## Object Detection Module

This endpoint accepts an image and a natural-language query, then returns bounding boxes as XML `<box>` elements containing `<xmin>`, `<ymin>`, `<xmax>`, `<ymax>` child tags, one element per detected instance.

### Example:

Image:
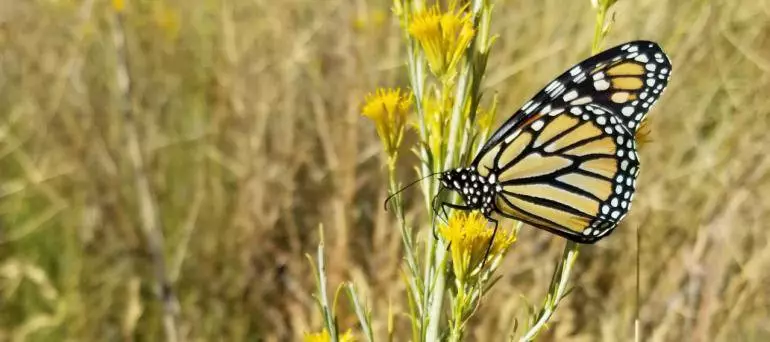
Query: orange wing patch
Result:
<box><xmin>503</xmin><ymin>183</ymin><xmax>599</xmax><ymax>216</ymax></box>
<box><xmin>504</xmin><ymin>196</ymin><xmax>591</xmax><ymax>231</ymax></box>
<box><xmin>579</xmin><ymin>157</ymin><xmax>618</xmax><ymax>179</ymax></box>
<box><xmin>498</xmin><ymin>132</ymin><xmax>532</xmax><ymax>169</ymax></box>
<box><xmin>476</xmin><ymin>144</ymin><xmax>500</xmax><ymax>177</ymax></box>
<box><xmin>556</xmin><ymin>173</ymin><xmax>612</xmax><ymax>199</ymax></box>
<box><xmin>611</xmin><ymin>77</ymin><xmax>644</xmax><ymax>90</ymax></box>
<box><xmin>563</xmin><ymin>136</ymin><xmax>616</xmax><ymax>157</ymax></box>
<box><xmin>495</xmin><ymin>197</ymin><xmax>563</xmax><ymax>231</ymax></box>
<box><xmin>499</xmin><ymin>153</ymin><xmax>573</xmax><ymax>180</ymax></box>
<box><xmin>606</xmin><ymin>62</ymin><xmax>645</xmax><ymax>76</ymax></box>
<box><xmin>533</xmin><ymin>114</ymin><xmax>580</xmax><ymax>148</ymax></box>
<box><xmin>544</xmin><ymin>122</ymin><xmax>603</xmax><ymax>153</ymax></box>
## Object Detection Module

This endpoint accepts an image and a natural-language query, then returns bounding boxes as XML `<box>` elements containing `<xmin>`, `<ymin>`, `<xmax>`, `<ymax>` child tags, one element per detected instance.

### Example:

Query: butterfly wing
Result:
<box><xmin>478</xmin><ymin>104</ymin><xmax>639</xmax><ymax>242</ymax></box>
<box><xmin>475</xmin><ymin>40</ymin><xmax>672</xmax><ymax>164</ymax></box>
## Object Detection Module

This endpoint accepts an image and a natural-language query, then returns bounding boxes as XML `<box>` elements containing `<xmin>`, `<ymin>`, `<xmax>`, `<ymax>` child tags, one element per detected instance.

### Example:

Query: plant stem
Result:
<box><xmin>111</xmin><ymin>11</ymin><xmax>179</xmax><ymax>342</ymax></box>
<box><xmin>520</xmin><ymin>242</ymin><xmax>579</xmax><ymax>341</ymax></box>
<box><xmin>387</xmin><ymin>160</ymin><xmax>423</xmax><ymax>315</ymax></box>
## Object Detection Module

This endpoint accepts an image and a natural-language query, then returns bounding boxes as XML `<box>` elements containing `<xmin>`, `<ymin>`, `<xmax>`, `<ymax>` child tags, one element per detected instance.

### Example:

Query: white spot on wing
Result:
<box><xmin>594</xmin><ymin>79</ymin><xmax>610</xmax><ymax>91</ymax></box>
<box><xmin>571</xmin><ymin>97</ymin><xmax>592</xmax><ymax>105</ymax></box>
<box><xmin>563</xmin><ymin>90</ymin><xmax>578</xmax><ymax>102</ymax></box>
<box><xmin>549</xmin><ymin>108</ymin><xmax>565</xmax><ymax>116</ymax></box>
<box><xmin>646</xmin><ymin>78</ymin><xmax>656</xmax><ymax>87</ymax></box>
<box><xmin>596</xmin><ymin>116</ymin><xmax>607</xmax><ymax>125</ymax></box>
<box><xmin>531</xmin><ymin>120</ymin><xmax>544</xmax><ymax>131</ymax></box>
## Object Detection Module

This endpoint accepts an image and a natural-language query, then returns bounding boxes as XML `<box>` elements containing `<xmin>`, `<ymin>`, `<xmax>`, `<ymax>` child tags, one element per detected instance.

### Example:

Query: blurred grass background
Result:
<box><xmin>1</xmin><ymin>0</ymin><xmax>769</xmax><ymax>341</ymax></box>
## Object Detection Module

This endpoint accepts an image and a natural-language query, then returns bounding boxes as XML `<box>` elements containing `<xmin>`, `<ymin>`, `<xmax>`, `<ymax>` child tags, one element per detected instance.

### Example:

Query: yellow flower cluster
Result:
<box><xmin>439</xmin><ymin>211</ymin><xmax>516</xmax><ymax>282</ymax></box>
<box><xmin>153</xmin><ymin>2</ymin><xmax>181</xmax><ymax>41</ymax></box>
<box><xmin>409</xmin><ymin>4</ymin><xmax>475</xmax><ymax>79</ymax></box>
<box><xmin>362</xmin><ymin>88</ymin><xmax>413</xmax><ymax>161</ymax></box>
<box><xmin>304</xmin><ymin>328</ymin><xmax>355</xmax><ymax>342</ymax></box>
<box><xmin>112</xmin><ymin>0</ymin><xmax>125</xmax><ymax>12</ymax></box>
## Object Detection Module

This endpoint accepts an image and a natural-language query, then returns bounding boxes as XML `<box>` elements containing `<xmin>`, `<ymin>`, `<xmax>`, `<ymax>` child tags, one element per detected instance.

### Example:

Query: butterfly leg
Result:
<box><xmin>480</xmin><ymin>218</ymin><xmax>499</xmax><ymax>269</ymax></box>
<box><xmin>440</xmin><ymin>201</ymin><xmax>474</xmax><ymax>215</ymax></box>
<box><xmin>430</xmin><ymin>193</ymin><xmax>441</xmax><ymax>241</ymax></box>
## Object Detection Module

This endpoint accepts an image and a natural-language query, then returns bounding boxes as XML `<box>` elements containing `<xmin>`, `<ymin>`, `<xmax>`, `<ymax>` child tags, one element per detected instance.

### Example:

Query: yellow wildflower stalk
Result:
<box><xmin>304</xmin><ymin>328</ymin><xmax>356</xmax><ymax>342</ymax></box>
<box><xmin>439</xmin><ymin>211</ymin><xmax>516</xmax><ymax>282</ymax></box>
<box><xmin>439</xmin><ymin>211</ymin><xmax>517</xmax><ymax>341</ymax></box>
<box><xmin>362</xmin><ymin>88</ymin><xmax>413</xmax><ymax>168</ymax></box>
<box><xmin>409</xmin><ymin>3</ymin><xmax>475</xmax><ymax>79</ymax></box>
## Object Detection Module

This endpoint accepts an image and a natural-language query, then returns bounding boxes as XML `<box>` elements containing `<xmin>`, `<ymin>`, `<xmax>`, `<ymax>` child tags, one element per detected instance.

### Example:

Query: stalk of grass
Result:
<box><xmin>110</xmin><ymin>8</ymin><xmax>179</xmax><ymax>342</ymax></box>
<box><xmin>307</xmin><ymin>225</ymin><xmax>338</xmax><ymax>341</ymax></box>
<box><xmin>345</xmin><ymin>283</ymin><xmax>374</xmax><ymax>342</ymax></box>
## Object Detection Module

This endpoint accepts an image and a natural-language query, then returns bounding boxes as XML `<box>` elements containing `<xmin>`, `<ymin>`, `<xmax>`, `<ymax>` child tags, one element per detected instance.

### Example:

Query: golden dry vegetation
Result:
<box><xmin>1</xmin><ymin>0</ymin><xmax>769</xmax><ymax>341</ymax></box>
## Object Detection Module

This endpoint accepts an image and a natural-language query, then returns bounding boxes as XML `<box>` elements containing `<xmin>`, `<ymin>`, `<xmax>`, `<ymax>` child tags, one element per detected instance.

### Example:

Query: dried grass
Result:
<box><xmin>0</xmin><ymin>0</ymin><xmax>768</xmax><ymax>340</ymax></box>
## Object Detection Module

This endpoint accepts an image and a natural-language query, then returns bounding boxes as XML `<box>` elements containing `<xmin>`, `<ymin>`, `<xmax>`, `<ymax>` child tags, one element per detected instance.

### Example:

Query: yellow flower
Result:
<box><xmin>362</xmin><ymin>88</ymin><xmax>413</xmax><ymax>160</ymax></box>
<box><xmin>153</xmin><ymin>2</ymin><xmax>181</xmax><ymax>41</ymax></box>
<box><xmin>304</xmin><ymin>328</ymin><xmax>355</xmax><ymax>342</ymax></box>
<box><xmin>409</xmin><ymin>4</ymin><xmax>475</xmax><ymax>78</ymax></box>
<box><xmin>353</xmin><ymin>9</ymin><xmax>387</xmax><ymax>31</ymax></box>
<box><xmin>439</xmin><ymin>211</ymin><xmax>516</xmax><ymax>282</ymax></box>
<box><xmin>112</xmin><ymin>0</ymin><xmax>125</xmax><ymax>12</ymax></box>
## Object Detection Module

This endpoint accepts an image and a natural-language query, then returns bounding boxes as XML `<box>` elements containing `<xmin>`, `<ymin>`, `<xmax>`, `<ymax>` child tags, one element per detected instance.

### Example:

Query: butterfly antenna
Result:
<box><xmin>383</xmin><ymin>171</ymin><xmax>442</xmax><ymax>211</ymax></box>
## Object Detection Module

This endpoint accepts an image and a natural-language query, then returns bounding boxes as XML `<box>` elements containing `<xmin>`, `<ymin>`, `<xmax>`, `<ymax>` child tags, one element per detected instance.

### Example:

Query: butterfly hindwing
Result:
<box><xmin>478</xmin><ymin>104</ymin><xmax>640</xmax><ymax>242</ymax></box>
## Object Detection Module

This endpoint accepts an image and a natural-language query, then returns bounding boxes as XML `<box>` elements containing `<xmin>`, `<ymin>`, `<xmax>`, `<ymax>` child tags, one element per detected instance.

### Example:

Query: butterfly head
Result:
<box><xmin>440</xmin><ymin>167</ymin><xmax>500</xmax><ymax>216</ymax></box>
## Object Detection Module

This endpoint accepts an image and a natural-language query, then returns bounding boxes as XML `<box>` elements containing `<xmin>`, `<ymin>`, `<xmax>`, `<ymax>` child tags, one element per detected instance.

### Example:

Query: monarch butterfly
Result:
<box><xmin>439</xmin><ymin>40</ymin><xmax>672</xmax><ymax>243</ymax></box>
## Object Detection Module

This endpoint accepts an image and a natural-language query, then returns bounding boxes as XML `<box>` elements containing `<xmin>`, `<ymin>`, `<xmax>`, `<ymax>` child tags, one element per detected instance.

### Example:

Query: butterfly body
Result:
<box><xmin>440</xmin><ymin>40</ymin><xmax>672</xmax><ymax>243</ymax></box>
<box><xmin>440</xmin><ymin>168</ymin><xmax>500</xmax><ymax>217</ymax></box>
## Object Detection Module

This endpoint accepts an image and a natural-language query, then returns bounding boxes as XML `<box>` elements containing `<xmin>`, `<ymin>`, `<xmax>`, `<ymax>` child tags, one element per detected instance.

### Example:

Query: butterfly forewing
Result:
<box><xmin>569</xmin><ymin>41</ymin><xmax>672</xmax><ymax>131</ymax></box>
<box><xmin>475</xmin><ymin>41</ymin><xmax>671</xmax><ymax>162</ymax></box>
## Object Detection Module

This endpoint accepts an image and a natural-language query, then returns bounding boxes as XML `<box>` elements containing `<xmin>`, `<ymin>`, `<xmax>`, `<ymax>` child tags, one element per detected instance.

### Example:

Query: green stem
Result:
<box><xmin>448</xmin><ymin>281</ymin><xmax>467</xmax><ymax>342</ymax></box>
<box><xmin>592</xmin><ymin>3</ymin><xmax>609</xmax><ymax>54</ymax></box>
<box><xmin>387</xmin><ymin>159</ymin><xmax>423</xmax><ymax>315</ymax></box>
<box><xmin>316</xmin><ymin>228</ymin><xmax>338</xmax><ymax>342</ymax></box>
<box><xmin>519</xmin><ymin>242</ymin><xmax>579</xmax><ymax>341</ymax></box>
